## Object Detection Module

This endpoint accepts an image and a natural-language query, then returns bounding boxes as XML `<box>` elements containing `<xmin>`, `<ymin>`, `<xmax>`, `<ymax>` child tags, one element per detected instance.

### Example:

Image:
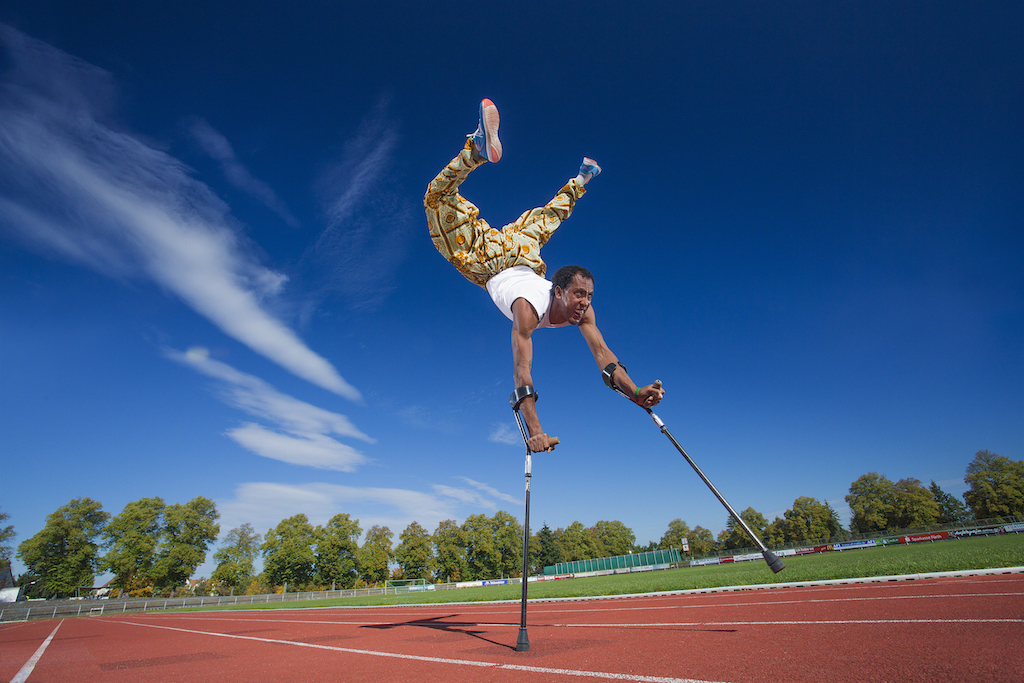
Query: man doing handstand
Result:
<box><xmin>425</xmin><ymin>99</ymin><xmax>665</xmax><ymax>452</ymax></box>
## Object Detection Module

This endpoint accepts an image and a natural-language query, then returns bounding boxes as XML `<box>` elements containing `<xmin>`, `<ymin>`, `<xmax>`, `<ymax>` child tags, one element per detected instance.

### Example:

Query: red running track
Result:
<box><xmin>2</xmin><ymin>573</ymin><xmax>1022</xmax><ymax>682</ymax></box>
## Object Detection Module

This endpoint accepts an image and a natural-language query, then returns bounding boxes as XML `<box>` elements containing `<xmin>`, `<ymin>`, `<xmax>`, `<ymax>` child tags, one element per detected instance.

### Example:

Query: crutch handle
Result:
<box><xmin>653</xmin><ymin>379</ymin><xmax>663</xmax><ymax>390</ymax></box>
<box><xmin>549</xmin><ymin>436</ymin><xmax>560</xmax><ymax>446</ymax></box>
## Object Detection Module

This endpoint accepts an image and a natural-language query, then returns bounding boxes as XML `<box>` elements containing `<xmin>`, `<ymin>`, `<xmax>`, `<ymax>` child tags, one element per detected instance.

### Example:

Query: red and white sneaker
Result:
<box><xmin>579</xmin><ymin>157</ymin><xmax>602</xmax><ymax>182</ymax></box>
<box><xmin>470</xmin><ymin>98</ymin><xmax>502</xmax><ymax>163</ymax></box>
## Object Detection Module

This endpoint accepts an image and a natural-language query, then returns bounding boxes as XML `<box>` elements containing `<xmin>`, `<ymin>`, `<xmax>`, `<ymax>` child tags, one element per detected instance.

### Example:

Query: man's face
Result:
<box><xmin>556</xmin><ymin>273</ymin><xmax>594</xmax><ymax>325</ymax></box>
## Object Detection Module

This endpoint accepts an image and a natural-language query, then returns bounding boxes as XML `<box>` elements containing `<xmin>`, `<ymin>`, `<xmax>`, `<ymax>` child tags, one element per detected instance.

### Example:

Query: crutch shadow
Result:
<box><xmin>361</xmin><ymin>615</ymin><xmax>516</xmax><ymax>651</ymax></box>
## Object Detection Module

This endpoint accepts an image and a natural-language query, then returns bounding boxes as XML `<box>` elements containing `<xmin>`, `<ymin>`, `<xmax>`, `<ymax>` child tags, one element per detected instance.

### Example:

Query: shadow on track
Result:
<box><xmin>361</xmin><ymin>615</ymin><xmax>516</xmax><ymax>651</ymax></box>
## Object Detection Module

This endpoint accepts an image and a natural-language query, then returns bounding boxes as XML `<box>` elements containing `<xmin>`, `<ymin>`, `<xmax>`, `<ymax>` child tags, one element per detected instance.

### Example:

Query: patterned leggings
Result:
<box><xmin>424</xmin><ymin>139</ymin><xmax>586</xmax><ymax>287</ymax></box>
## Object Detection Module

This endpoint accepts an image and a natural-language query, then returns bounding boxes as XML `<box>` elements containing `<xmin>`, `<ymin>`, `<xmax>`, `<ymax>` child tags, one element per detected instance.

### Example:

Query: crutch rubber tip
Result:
<box><xmin>763</xmin><ymin>550</ymin><xmax>786</xmax><ymax>573</ymax></box>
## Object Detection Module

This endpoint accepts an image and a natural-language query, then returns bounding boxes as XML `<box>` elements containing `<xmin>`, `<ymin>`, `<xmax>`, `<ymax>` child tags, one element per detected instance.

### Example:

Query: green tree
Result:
<box><xmin>719</xmin><ymin>508</ymin><xmax>769</xmax><ymax>550</ymax></box>
<box><xmin>591</xmin><ymin>520</ymin><xmax>635</xmax><ymax>557</ymax></box>
<box><xmin>262</xmin><ymin>514</ymin><xmax>317</xmax><ymax>587</ymax></box>
<box><xmin>782</xmin><ymin>497</ymin><xmax>843</xmax><ymax>542</ymax></box>
<box><xmin>359</xmin><ymin>525</ymin><xmax>394</xmax><ymax>585</ymax></box>
<box><xmin>395</xmin><ymin>521</ymin><xmax>433</xmax><ymax>580</ymax></box>
<box><xmin>556</xmin><ymin>521</ymin><xmax>600</xmax><ymax>562</ymax></box>
<box><xmin>212</xmin><ymin>523</ymin><xmax>263</xmax><ymax>589</ymax></box>
<box><xmin>492</xmin><ymin>511</ymin><xmax>524</xmax><ymax>578</ymax></box>
<box><xmin>929</xmin><ymin>481</ymin><xmax>971</xmax><ymax>524</ymax></box>
<box><xmin>764</xmin><ymin>518</ymin><xmax>786</xmax><ymax>546</ymax></box>
<box><xmin>432</xmin><ymin>519</ymin><xmax>468</xmax><ymax>583</ymax></box>
<box><xmin>153</xmin><ymin>497</ymin><xmax>219</xmax><ymax>588</ymax></box>
<box><xmin>103</xmin><ymin>497</ymin><xmax>165</xmax><ymax>591</ymax></box>
<box><xmin>0</xmin><ymin>508</ymin><xmax>15</xmax><ymax>570</ymax></box>
<box><xmin>846</xmin><ymin>472</ymin><xmax>896</xmax><ymax>533</ymax></box>
<box><xmin>964</xmin><ymin>450</ymin><xmax>1024</xmax><ymax>519</ymax></box>
<box><xmin>462</xmin><ymin>514</ymin><xmax>500</xmax><ymax>579</ymax></box>
<box><xmin>688</xmin><ymin>526</ymin><xmax>716</xmax><ymax>555</ymax></box>
<box><xmin>889</xmin><ymin>478</ymin><xmax>939</xmax><ymax>529</ymax></box>
<box><xmin>658</xmin><ymin>518</ymin><xmax>691</xmax><ymax>550</ymax></box>
<box><xmin>15</xmin><ymin>572</ymin><xmax>44</xmax><ymax>599</ymax></box>
<box><xmin>17</xmin><ymin>498</ymin><xmax>109</xmax><ymax>598</ymax></box>
<box><xmin>315</xmin><ymin>513</ymin><xmax>362</xmax><ymax>588</ymax></box>
<box><xmin>533</xmin><ymin>523</ymin><xmax>563</xmax><ymax>572</ymax></box>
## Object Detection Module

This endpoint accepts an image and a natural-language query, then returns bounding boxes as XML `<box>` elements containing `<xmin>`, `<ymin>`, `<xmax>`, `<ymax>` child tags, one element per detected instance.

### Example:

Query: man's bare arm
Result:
<box><xmin>578</xmin><ymin>306</ymin><xmax>665</xmax><ymax>408</ymax></box>
<box><xmin>511</xmin><ymin>298</ymin><xmax>555</xmax><ymax>452</ymax></box>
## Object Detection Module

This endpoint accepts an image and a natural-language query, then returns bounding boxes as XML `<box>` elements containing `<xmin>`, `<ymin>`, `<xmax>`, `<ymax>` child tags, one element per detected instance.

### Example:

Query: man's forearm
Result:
<box><xmin>511</xmin><ymin>327</ymin><xmax>542</xmax><ymax>436</ymax></box>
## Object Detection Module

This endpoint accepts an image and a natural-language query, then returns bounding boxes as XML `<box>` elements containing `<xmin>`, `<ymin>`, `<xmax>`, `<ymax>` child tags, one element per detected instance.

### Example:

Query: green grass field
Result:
<box><xmin>191</xmin><ymin>533</ymin><xmax>1024</xmax><ymax>612</ymax></box>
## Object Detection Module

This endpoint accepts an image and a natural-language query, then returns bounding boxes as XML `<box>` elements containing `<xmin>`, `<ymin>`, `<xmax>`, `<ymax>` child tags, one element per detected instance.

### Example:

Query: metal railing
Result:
<box><xmin>0</xmin><ymin>579</ymin><xmax>492</xmax><ymax>622</ymax></box>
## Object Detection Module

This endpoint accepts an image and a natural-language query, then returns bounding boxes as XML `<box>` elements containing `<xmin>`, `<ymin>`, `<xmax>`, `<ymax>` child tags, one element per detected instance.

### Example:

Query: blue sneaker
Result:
<box><xmin>470</xmin><ymin>98</ymin><xmax>502</xmax><ymax>163</ymax></box>
<box><xmin>579</xmin><ymin>157</ymin><xmax>601</xmax><ymax>181</ymax></box>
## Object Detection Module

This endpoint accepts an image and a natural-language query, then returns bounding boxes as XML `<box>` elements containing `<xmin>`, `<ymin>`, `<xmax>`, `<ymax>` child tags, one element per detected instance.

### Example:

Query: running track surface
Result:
<box><xmin>3</xmin><ymin>573</ymin><xmax>1023</xmax><ymax>682</ymax></box>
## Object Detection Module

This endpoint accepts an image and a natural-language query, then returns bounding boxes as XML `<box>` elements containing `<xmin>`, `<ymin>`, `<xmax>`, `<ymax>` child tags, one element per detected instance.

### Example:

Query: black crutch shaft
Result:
<box><xmin>619</xmin><ymin>380</ymin><xmax>785</xmax><ymax>573</ymax></box>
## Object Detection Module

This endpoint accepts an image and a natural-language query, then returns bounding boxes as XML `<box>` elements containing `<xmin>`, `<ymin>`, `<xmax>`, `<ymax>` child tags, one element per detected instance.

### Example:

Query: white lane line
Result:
<box><xmin>562</xmin><ymin>618</ymin><xmax>1024</xmax><ymax>628</ymax></box>
<box><xmin>107</xmin><ymin>619</ymin><xmax>726</xmax><ymax>683</ymax></box>
<box><xmin>9</xmin><ymin>620</ymin><xmax>62</xmax><ymax>683</ymax></box>
<box><xmin>139</xmin><ymin>589</ymin><xmax>1024</xmax><ymax>628</ymax></box>
<box><xmin>116</xmin><ymin>616</ymin><xmax>1024</xmax><ymax>630</ymax></box>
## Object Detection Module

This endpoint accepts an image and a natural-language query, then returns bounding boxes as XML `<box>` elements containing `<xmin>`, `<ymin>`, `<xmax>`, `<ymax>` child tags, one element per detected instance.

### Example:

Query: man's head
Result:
<box><xmin>550</xmin><ymin>265</ymin><xmax>595</xmax><ymax>325</ymax></box>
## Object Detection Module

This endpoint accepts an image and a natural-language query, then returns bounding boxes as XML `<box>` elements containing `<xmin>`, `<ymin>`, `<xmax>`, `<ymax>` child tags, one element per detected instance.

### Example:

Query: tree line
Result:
<box><xmin>5</xmin><ymin>449</ymin><xmax>1021</xmax><ymax>597</ymax></box>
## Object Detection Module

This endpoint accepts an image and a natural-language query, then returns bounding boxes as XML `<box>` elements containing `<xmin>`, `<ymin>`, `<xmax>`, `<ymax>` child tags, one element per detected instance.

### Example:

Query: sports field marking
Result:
<box><xmin>145</xmin><ymin>587</ymin><xmax>1024</xmax><ymax>628</ymax></box>
<box><xmin>556</xmin><ymin>618</ymin><xmax>1024</xmax><ymax>628</ymax></box>
<box><xmin>108</xmin><ymin>619</ymin><xmax>726</xmax><ymax>683</ymax></box>
<box><xmin>9</xmin><ymin>620</ymin><xmax>62</xmax><ymax>683</ymax></box>
<box><xmin>524</xmin><ymin>590</ymin><xmax>1024</xmax><ymax>614</ymax></box>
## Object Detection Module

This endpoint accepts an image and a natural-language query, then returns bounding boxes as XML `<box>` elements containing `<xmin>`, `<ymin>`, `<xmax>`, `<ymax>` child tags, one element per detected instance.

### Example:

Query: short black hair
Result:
<box><xmin>550</xmin><ymin>265</ymin><xmax>594</xmax><ymax>295</ymax></box>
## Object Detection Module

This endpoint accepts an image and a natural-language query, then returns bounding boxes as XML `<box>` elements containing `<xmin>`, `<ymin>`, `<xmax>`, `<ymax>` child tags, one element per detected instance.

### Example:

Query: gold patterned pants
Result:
<box><xmin>425</xmin><ymin>139</ymin><xmax>587</xmax><ymax>287</ymax></box>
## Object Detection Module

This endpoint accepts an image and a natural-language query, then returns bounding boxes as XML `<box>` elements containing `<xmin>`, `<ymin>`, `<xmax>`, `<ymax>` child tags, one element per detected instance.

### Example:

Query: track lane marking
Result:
<box><xmin>561</xmin><ymin>618</ymin><xmax>1024</xmax><ymax>627</ymax></box>
<box><xmin>107</xmin><ymin>619</ymin><xmax>725</xmax><ymax>683</ymax></box>
<box><xmin>113</xmin><ymin>614</ymin><xmax>1024</xmax><ymax>631</ymax></box>
<box><xmin>138</xmin><ymin>589</ymin><xmax>1024</xmax><ymax>627</ymax></box>
<box><xmin>9</xmin><ymin>620</ymin><xmax>62</xmax><ymax>683</ymax></box>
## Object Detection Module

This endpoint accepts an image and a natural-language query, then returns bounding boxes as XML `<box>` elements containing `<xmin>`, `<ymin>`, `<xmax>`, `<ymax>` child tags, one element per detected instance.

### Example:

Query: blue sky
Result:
<box><xmin>1</xmin><ymin>1</ymin><xmax>1020</xmax><ymax>580</ymax></box>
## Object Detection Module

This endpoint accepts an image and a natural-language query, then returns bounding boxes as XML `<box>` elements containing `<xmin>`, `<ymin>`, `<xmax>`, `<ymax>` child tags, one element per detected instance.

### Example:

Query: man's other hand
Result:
<box><xmin>636</xmin><ymin>383</ymin><xmax>666</xmax><ymax>408</ymax></box>
<box><xmin>527</xmin><ymin>433</ymin><xmax>555</xmax><ymax>453</ymax></box>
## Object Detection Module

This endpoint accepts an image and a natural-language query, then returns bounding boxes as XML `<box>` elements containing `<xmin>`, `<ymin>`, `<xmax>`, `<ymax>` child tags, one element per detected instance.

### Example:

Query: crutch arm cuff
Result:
<box><xmin>601</xmin><ymin>362</ymin><xmax>627</xmax><ymax>390</ymax></box>
<box><xmin>510</xmin><ymin>385</ymin><xmax>538</xmax><ymax>409</ymax></box>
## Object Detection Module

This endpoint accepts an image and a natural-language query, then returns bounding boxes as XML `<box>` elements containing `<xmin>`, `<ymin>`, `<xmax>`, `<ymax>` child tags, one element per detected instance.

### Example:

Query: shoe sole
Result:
<box><xmin>480</xmin><ymin>99</ymin><xmax>502</xmax><ymax>162</ymax></box>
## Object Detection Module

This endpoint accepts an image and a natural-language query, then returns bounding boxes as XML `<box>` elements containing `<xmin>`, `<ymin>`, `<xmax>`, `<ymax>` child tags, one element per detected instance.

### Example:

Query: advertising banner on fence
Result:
<box><xmin>954</xmin><ymin>527</ymin><xmax>1001</xmax><ymax>537</ymax></box>
<box><xmin>690</xmin><ymin>557</ymin><xmax>720</xmax><ymax>567</ymax></box>
<box><xmin>899</xmin><ymin>532</ymin><xmax>951</xmax><ymax>544</ymax></box>
<box><xmin>731</xmin><ymin>553</ymin><xmax>764</xmax><ymax>563</ymax></box>
<box><xmin>833</xmin><ymin>540</ymin><xmax>881</xmax><ymax>551</ymax></box>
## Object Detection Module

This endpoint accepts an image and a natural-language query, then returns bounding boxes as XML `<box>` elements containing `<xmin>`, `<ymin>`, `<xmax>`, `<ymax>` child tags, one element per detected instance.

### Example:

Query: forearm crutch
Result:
<box><xmin>509</xmin><ymin>386</ymin><xmax>560</xmax><ymax>652</ymax></box>
<box><xmin>602</xmin><ymin>366</ymin><xmax>785</xmax><ymax>573</ymax></box>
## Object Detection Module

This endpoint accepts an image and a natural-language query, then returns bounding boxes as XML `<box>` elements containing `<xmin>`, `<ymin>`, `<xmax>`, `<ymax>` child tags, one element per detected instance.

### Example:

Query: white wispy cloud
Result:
<box><xmin>302</xmin><ymin>96</ymin><xmax>415</xmax><ymax>311</ymax></box>
<box><xmin>0</xmin><ymin>24</ymin><xmax>359</xmax><ymax>401</ymax></box>
<box><xmin>431</xmin><ymin>478</ymin><xmax>521</xmax><ymax>508</ymax></box>
<box><xmin>168</xmin><ymin>346</ymin><xmax>372</xmax><ymax>471</ymax></box>
<box><xmin>431</xmin><ymin>484</ymin><xmax>496</xmax><ymax>508</ymax></box>
<box><xmin>489</xmin><ymin>422</ymin><xmax>522</xmax><ymax>445</ymax></box>
<box><xmin>457</xmin><ymin>477</ymin><xmax>522</xmax><ymax>505</ymax></box>
<box><xmin>217</xmin><ymin>482</ymin><xmax>463</xmax><ymax>538</ymax></box>
<box><xmin>188</xmin><ymin>117</ymin><xmax>299</xmax><ymax>227</ymax></box>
